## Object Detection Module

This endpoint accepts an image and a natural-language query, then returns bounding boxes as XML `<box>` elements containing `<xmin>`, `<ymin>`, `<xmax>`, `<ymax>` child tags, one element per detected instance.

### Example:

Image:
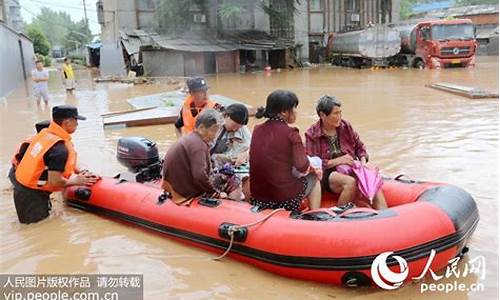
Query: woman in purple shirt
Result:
<box><xmin>305</xmin><ymin>95</ymin><xmax>387</xmax><ymax>209</ymax></box>
<box><xmin>250</xmin><ymin>90</ymin><xmax>322</xmax><ymax>211</ymax></box>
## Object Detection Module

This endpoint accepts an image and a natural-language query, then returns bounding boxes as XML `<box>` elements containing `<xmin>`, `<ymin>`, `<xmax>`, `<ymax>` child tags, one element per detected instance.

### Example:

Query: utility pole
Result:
<box><xmin>82</xmin><ymin>0</ymin><xmax>89</xmax><ymax>26</ymax></box>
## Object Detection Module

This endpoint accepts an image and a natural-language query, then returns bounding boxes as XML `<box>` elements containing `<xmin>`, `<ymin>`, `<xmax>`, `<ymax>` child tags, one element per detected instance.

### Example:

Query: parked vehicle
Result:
<box><xmin>330</xmin><ymin>25</ymin><xmax>401</xmax><ymax>68</ymax></box>
<box><xmin>331</xmin><ymin>19</ymin><xmax>477</xmax><ymax>69</ymax></box>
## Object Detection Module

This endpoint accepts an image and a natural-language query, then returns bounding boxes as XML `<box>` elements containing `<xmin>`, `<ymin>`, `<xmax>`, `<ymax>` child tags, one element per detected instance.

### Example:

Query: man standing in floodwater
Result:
<box><xmin>14</xmin><ymin>105</ymin><xmax>99</xmax><ymax>224</ymax></box>
<box><xmin>32</xmin><ymin>59</ymin><xmax>50</xmax><ymax>105</ymax></box>
<box><xmin>62</xmin><ymin>57</ymin><xmax>76</xmax><ymax>93</ymax></box>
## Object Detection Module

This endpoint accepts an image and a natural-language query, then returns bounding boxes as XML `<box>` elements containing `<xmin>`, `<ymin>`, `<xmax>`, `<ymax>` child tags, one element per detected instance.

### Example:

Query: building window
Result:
<box><xmin>310</xmin><ymin>0</ymin><xmax>323</xmax><ymax>11</ymax></box>
<box><xmin>346</xmin><ymin>0</ymin><xmax>356</xmax><ymax>12</ymax></box>
<box><xmin>0</xmin><ymin>0</ymin><xmax>4</xmax><ymax>22</ymax></box>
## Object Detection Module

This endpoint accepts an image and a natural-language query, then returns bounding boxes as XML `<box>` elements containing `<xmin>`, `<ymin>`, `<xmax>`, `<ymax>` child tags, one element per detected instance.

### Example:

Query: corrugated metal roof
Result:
<box><xmin>476</xmin><ymin>26</ymin><xmax>499</xmax><ymax>39</ymax></box>
<box><xmin>120</xmin><ymin>30</ymin><xmax>156</xmax><ymax>55</ymax></box>
<box><xmin>121</xmin><ymin>30</ymin><xmax>292</xmax><ymax>53</ymax></box>
<box><xmin>222</xmin><ymin>30</ymin><xmax>294</xmax><ymax>50</ymax></box>
<box><xmin>121</xmin><ymin>37</ymin><xmax>142</xmax><ymax>54</ymax></box>
<box><xmin>151</xmin><ymin>35</ymin><xmax>238</xmax><ymax>52</ymax></box>
<box><xmin>120</xmin><ymin>30</ymin><xmax>158</xmax><ymax>55</ymax></box>
<box><xmin>413</xmin><ymin>4</ymin><xmax>499</xmax><ymax>19</ymax></box>
<box><xmin>455</xmin><ymin>4</ymin><xmax>498</xmax><ymax>16</ymax></box>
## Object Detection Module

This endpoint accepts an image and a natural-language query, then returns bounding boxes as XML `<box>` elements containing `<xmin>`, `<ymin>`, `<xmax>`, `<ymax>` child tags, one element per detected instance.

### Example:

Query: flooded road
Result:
<box><xmin>1</xmin><ymin>57</ymin><xmax>498</xmax><ymax>299</ymax></box>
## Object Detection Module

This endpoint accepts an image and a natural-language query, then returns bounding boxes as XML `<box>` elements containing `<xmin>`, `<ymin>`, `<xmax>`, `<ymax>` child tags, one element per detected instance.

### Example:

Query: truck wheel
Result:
<box><xmin>414</xmin><ymin>60</ymin><xmax>425</xmax><ymax>69</ymax></box>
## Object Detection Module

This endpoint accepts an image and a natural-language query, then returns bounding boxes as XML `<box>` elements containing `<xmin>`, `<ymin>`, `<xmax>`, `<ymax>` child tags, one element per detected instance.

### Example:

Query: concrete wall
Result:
<box><xmin>310</xmin><ymin>12</ymin><xmax>325</xmax><ymax>33</ymax></box>
<box><xmin>142</xmin><ymin>50</ymin><xmax>184</xmax><ymax>76</ymax></box>
<box><xmin>136</xmin><ymin>0</ymin><xmax>155</xmax><ymax>29</ymax></box>
<box><xmin>0</xmin><ymin>22</ymin><xmax>34</xmax><ymax>98</ymax></box>
<box><xmin>294</xmin><ymin>0</ymin><xmax>309</xmax><ymax>62</ymax></box>
<box><xmin>486</xmin><ymin>34</ymin><xmax>499</xmax><ymax>55</ymax></box>
<box><xmin>326</xmin><ymin>0</ymin><xmax>396</xmax><ymax>33</ymax></box>
<box><xmin>5</xmin><ymin>0</ymin><xmax>23</xmax><ymax>32</ymax></box>
<box><xmin>99</xmin><ymin>0</ymin><xmax>125</xmax><ymax>75</ymax></box>
<box><xmin>392</xmin><ymin>0</ymin><xmax>400</xmax><ymax>23</ymax></box>
<box><xmin>99</xmin><ymin>0</ymin><xmax>166</xmax><ymax>75</ymax></box>
<box><xmin>1</xmin><ymin>1</ymin><xmax>5</xmax><ymax>22</ymax></box>
<box><xmin>254</xmin><ymin>3</ymin><xmax>270</xmax><ymax>31</ymax></box>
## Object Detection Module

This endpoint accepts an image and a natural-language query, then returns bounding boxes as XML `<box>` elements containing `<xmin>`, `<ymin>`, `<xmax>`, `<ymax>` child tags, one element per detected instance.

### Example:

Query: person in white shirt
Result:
<box><xmin>31</xmin><ymin>60</ymin><xmax>50</xmax><ymax>105</ymax></box>
<box><xmin>210</xmin><ymin>104</ymin><xmax>251</xmax><ymax>168</ymax></box>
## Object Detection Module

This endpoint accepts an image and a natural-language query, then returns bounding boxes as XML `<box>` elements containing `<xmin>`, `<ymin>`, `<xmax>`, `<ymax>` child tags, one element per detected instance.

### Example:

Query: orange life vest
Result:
<box><xmin>181</xmin><ymin>95</ymin><xmax>216</xmax><ymax>134</ymax></box>
<box><xmin>11</xmin><ymin>136</ymin><xmax>34</xmax><ymax>167</ymax></box>
<box><xmin>15</xmin><ymin>122</ymin><xmax>77</xmax><ymax>192</ymax></box>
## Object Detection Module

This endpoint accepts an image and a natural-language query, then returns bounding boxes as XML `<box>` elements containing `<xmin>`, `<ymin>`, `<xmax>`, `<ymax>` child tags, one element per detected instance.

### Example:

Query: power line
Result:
<box><xmin>25</xmin><ymin>0</ymin><xmax>97</xmax><ymax>12</ymax></box>
<box><xmin>22</xmin><ymin>6</ymin><xmax>97</xmax><ymax>39</ymax></box>
<box><xmin>22</xmin><ymin>0</ymin><xmax>100</xmax><ymax>24</ymax></box>
<box><xmin>25</xmin><ymin>0</ymin><xmax>141</xmax><ymax>13</ymax></box>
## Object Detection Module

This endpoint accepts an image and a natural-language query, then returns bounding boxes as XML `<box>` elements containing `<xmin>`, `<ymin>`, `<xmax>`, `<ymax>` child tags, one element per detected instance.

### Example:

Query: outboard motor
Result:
<box><xmin>116</xmin><ymin>137</ymin><xmax>162</xmax><ymax>183</ymax></box>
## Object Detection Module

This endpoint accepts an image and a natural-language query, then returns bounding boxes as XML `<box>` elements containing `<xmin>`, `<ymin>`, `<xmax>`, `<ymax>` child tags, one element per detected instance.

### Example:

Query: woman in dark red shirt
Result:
<box><xmin>249</xmin><ymin>90</ymin><xmax>322</xmax><ymax>211</ymax></box>
<box><xmin>305</xmin><ymin>95</ymin><xmax>387</xmax><ymax>209</ymax></box>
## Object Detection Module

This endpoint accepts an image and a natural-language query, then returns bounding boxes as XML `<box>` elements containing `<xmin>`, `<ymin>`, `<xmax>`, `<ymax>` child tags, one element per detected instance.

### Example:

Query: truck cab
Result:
<box><xmin>412</xmin><ymin>19</ymin><xmax>476</xmax><ymax>69</ymax></box>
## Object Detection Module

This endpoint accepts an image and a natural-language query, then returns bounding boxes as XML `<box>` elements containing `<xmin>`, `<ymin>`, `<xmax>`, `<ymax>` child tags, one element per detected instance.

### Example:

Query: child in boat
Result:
<box><xmin>210</xmin><ymin>103</ymin><xmax>251</xmax><ymax>169</ymax></box>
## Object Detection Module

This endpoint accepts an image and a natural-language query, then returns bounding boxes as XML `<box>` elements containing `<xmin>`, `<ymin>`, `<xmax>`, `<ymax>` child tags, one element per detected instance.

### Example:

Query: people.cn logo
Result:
<box><xmin>370</xmin><ymin>252</ymin><xmax>409</xmax><ymax>290</ymax></box>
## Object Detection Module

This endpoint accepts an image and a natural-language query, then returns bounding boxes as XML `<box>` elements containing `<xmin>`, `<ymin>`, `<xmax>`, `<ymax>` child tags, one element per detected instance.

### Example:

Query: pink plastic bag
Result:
<box><xmin>335</xmin><ymin>161</ymin><xmax>383</xmax><ymax>204</ymax></box>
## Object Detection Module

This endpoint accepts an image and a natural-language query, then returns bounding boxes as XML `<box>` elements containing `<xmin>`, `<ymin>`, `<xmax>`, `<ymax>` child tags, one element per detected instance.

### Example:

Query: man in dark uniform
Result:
<box><xmin>14</xmin><ymin>105</ymin><xmax>99</xmax><ymax>224</ymax></box>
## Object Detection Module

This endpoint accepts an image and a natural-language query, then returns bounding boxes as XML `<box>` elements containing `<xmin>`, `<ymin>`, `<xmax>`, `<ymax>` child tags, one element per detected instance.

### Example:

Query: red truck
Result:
<box><xmin>393</xmin><ymin>18</ymin><xmax>477</xmax><ymax>69</ymax></box>
<box><xmin>330</xmin><ymin>18</ymin><xmax>477</xmax><ymax>69</ymax></box>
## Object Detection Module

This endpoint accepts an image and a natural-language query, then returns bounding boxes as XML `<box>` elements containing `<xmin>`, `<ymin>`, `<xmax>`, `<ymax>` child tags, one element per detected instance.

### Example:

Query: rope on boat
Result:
<box><xmin>213</xmin><ymin>208</ymin><xmax>286</xmax><ymax>261</ymax></box>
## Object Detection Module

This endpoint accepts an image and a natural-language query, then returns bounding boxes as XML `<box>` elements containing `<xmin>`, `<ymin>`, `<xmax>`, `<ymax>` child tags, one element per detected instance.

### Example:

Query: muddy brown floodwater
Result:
<box><xmin>1</xmin><ymin>57</ymin><xmax>498</xmax><ymax>300</ymax></box>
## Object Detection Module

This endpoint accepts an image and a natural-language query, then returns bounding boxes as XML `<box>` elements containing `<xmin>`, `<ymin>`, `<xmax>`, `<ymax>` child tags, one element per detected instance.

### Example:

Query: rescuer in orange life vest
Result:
<box><xmin>8</xmin><ymin>120</ymin><xmax>51</xmax><ymax>186</ymax></box>
<box><xmin>174</xmin><ymin>77</ymin><xmax>223</xmax><ymax>137</ymax></box>
<box><xmin>14</xmin><ymin>105</ymin><xmax>100</xmax><ymax>224</ymax></box>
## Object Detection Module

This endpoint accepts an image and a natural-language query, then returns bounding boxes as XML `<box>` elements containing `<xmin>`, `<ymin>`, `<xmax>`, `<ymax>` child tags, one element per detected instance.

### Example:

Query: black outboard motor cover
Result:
<box><xmin>117</xmin><ymin>137</ymin><xmax>159</xmax><ymax>172</ymax></box>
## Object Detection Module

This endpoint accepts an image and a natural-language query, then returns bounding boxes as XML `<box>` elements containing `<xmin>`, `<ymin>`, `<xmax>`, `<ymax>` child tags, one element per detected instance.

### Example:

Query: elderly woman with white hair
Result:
<box><xmin>162</xmin><ymin>108</ymin><xmax>242</xmax><ymax>203</ymax></box>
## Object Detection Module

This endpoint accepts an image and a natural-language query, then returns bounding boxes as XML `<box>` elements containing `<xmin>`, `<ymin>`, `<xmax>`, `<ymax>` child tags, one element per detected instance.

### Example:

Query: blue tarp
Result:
<box><xmin>87</xmin><ymin>42</ymin><xmax>102</xmax><ymax>49</ymax></box>
<box><xmin>412</xmin><ymin>1</ymin><xmax>455</xmax><ymax>14</ymax></box>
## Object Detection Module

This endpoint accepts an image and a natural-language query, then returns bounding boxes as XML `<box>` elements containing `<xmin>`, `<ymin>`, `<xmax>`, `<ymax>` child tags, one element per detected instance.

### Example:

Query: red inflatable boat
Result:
<box><xmin>63</xmin><ymin>137</ymin><xmax>479</xmax><ymax>287</ymax></box>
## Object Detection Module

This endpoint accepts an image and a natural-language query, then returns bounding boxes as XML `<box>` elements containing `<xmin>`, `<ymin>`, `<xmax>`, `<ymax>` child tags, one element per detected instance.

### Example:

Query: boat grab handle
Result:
<box><xmin>339</xmin><ymin>207</ymin><xmax>379</xmax><ymax>218</ymax></box>
<box><xmin>300</xmin><ymin>208</ymin><xmax>338</xmax><ymax>217</ymax></box>
<box><xmin>394</xmin><ymin>174</ymin><xmax>416</xmax><ymax>183</ymax></box>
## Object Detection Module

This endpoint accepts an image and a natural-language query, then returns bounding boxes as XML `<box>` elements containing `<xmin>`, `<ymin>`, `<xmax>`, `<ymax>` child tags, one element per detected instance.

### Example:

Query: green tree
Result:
<box><xmin>26</xmin><ymin>25</ymin><xmax>51</xmax><ymax>56</ymax></box>
<box><xmin>63</xmin><ymin>19</ymin><xmax>92</xmax><ymax>51</ymax></box>
<box><xmin>261</xmin><ymin>0</ymin><xmax>300</xmax><ymax>39</ymax></box>
<box><xmin>218</xmin><ymin>1</ymin><xmax>244</xmax><ymax>26</ymax></box>
<box><xmin>30</xmin><ymin>7</ymin><xmax>73</xmax><ymax>47</ymax></box>
<box><xmin>26</xmin><ymin>7</ymin><xmax>93</xmax><ymax>54</ymax></box>
<box><xmin>400</xmin><ymin>0</ymin><xmax>414</xmax><ymax>20</ymax></box>
<box><xmin>156</xmin><ymin>0</ymin><xmax>241</xmax><ymax>34</ymax></box>
<box><xmin>155</xmin><ymin>0</ymin><xmax>200</xmax><ymax>34</ymax></box>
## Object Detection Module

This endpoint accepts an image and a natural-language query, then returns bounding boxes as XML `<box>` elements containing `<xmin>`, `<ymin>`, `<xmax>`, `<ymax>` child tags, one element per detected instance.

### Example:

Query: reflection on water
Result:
<box><xmin>0</xmin><ymin>58</ymin><xmax>498</xmax><ymax>299</ymax></box>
